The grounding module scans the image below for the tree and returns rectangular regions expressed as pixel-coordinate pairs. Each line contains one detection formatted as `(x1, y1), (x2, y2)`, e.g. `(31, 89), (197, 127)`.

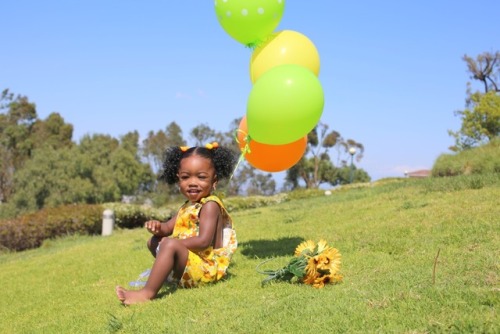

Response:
(109, 145), (154, 196)
(218, 117), (243, 151)
(0, 90), (77, 204)
(285, 123), (369, 189)
(0, 90), (37, 202)
(31, 112), (73, 150)
(141, 122), (187, 204)
(190, 123), (216, 146)
(9, 132), (155, 214)
(449, 52), (500, 151)
(449, 91), (500, 150)
(335, 165), (371, 185)
(463, 51), (499, 93)
(79, 133), (154, 202)
(183, 120), (277, 196)
(246, 172), (276, 196)
(9, 146), (94, 213)
(142, 122), (186, 173)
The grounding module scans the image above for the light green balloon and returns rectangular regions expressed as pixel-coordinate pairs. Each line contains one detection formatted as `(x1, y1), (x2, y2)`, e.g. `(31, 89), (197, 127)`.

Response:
(247, 64), (324, 145)
(214, 0), (286, 48)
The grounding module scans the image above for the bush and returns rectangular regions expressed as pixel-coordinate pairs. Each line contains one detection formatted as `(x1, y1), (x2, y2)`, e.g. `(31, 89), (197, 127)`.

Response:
(0, 204), (103, 252)
(418, 173), (500, 193)
(432, 139), (500, 177)
(0, 203), (18, 220)
(0, 203), (174, 252)
(286, 188), (326, 200)
(223, 193), (289, 211)
(103, 203), (173, 229)
(222, 189), (339, 212)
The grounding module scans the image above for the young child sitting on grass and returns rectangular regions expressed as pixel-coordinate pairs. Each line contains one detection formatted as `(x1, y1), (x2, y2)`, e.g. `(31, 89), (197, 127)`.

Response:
(116, 143), (238, 305)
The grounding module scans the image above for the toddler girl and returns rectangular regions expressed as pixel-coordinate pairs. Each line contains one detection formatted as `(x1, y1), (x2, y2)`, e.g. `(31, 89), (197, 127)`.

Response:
(115, 143), (238, 305)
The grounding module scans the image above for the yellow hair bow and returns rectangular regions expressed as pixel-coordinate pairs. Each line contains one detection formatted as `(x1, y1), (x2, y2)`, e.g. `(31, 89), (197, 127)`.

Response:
(205, 142), (219, 150)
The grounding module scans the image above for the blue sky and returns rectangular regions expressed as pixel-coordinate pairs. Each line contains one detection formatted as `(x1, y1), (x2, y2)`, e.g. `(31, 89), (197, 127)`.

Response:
(2, 0), (499, 181)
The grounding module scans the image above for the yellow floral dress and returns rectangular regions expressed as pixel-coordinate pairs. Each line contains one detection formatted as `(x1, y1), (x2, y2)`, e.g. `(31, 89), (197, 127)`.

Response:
(171, 195), (237, 288)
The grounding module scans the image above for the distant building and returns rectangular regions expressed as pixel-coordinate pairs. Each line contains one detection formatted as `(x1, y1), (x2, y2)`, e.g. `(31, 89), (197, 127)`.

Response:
(405, 170), (431, 178)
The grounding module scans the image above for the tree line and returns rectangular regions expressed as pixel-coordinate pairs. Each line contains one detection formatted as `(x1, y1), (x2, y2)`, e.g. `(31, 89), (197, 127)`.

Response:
(0, 91), (369, 218)
(3, 51), (495, 218)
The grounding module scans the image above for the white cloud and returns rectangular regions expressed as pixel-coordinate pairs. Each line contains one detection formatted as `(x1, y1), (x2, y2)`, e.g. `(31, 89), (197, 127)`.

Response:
(197, 89), (208, 98)
(175, 92), (191, 100)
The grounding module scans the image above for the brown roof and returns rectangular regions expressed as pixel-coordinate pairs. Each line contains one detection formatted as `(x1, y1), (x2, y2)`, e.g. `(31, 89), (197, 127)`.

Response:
(406, 170), (431, 178)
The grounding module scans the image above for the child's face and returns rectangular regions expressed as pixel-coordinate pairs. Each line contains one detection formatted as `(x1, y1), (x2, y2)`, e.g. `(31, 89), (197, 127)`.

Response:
(177, 155), (217, 203)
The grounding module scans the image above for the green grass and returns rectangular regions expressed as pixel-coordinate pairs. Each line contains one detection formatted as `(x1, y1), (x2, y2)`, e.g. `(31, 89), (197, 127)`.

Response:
(1, 177), (499, 333)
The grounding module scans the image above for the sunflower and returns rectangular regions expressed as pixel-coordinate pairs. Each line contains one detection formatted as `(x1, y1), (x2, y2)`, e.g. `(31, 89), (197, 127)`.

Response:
(200, 248), (213, 257)
(316, 239), (330, 254)
(201, 271), (214, 283)
(216, 256), (230, 268)
(302, 271), (317, 286)
(304, 256), (319, 278)
(324, 248), (342, 274)
(258, 239), (343, 289)
(317, 253), (333, 269)
(301, 243), (343, 288)
(216, 269), (226, 280)
(328, 273), (343, 284)
(311, 274), (333, 289)
(294, 240), (316, 256)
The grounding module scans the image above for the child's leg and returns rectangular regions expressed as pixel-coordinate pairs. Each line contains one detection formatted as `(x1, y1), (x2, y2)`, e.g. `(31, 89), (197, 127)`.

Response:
(116, 238), (189, 305)
(147, 235), (162, 257)
(144, 238), (189, 289)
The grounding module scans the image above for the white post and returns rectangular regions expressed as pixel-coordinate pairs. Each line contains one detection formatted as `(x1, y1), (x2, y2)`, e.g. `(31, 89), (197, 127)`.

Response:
(102, 209), (115, 236)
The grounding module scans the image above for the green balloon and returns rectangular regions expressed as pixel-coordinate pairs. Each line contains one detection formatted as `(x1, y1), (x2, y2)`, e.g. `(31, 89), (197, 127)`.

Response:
(214, 0), (286, 48)
(247, 64), (324, 145)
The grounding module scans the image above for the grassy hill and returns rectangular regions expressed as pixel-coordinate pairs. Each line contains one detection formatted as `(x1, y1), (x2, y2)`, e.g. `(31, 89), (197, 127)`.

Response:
(0, 176), (498, 333)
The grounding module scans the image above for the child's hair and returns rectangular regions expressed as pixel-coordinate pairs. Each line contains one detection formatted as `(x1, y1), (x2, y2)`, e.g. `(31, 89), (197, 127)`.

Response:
(159, 145), (238, 185)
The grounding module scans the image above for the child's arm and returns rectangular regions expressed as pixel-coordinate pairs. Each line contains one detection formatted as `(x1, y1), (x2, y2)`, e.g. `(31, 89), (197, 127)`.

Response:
(145, 215), (176, 237)
(180, 201), (221, 251)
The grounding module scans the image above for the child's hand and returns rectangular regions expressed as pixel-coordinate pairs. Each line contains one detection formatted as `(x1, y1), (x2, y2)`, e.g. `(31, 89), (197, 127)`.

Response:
(145, 220), (162, 235)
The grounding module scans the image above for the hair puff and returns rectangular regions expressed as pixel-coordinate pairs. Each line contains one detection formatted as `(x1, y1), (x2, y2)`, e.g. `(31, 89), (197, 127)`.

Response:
(159, 145), (238, 184)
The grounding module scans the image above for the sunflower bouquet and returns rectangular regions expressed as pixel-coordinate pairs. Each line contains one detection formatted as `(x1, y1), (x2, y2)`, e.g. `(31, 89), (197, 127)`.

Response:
(257, 239), (343, 289)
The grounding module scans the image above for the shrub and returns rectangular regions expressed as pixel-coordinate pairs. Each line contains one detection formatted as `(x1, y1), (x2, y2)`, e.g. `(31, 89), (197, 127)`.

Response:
(415, 173), (500, 193)
(103, 203), (173, 229)
(0, 203), (176, 252)
(0, 203), (19, 220)
(0, 204), (103, 252)
(286, 188), (326, 200)
(223, 193), (289, 211)
(432, 139), (500, 176)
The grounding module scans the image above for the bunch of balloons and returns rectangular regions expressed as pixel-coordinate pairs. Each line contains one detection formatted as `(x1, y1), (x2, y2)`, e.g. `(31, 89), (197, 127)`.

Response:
(215, 0), (324, 172)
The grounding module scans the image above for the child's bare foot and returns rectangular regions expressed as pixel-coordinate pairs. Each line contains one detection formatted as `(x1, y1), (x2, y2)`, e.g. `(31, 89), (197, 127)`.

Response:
(115, 286), (153, 305)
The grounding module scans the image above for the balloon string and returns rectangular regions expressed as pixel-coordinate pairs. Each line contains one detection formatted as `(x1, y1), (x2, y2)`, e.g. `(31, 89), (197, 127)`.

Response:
(214, 129), (250, 198)
(229, 129), (251, 182)
(245, 43), (257, 50)
(246, 34), (274, 50)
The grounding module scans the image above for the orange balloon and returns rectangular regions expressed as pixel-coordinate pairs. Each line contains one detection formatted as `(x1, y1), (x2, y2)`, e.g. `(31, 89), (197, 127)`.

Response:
(237, 116), (307, 172)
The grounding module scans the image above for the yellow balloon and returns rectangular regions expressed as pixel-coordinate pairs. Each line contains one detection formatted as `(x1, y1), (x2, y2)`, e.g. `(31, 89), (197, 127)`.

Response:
(250, 30), (320, 83)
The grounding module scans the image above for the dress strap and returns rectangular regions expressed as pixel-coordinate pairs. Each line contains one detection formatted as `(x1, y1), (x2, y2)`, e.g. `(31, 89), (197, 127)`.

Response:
(201, 195), (237, 254)
(200, 196), (230, 221)
(200, 195), (224, 207)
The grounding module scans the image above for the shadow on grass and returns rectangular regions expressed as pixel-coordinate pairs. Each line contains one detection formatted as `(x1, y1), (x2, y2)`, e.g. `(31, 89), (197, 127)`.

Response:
(239, 236), (305, 258)
(156, 283), (178, 299)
